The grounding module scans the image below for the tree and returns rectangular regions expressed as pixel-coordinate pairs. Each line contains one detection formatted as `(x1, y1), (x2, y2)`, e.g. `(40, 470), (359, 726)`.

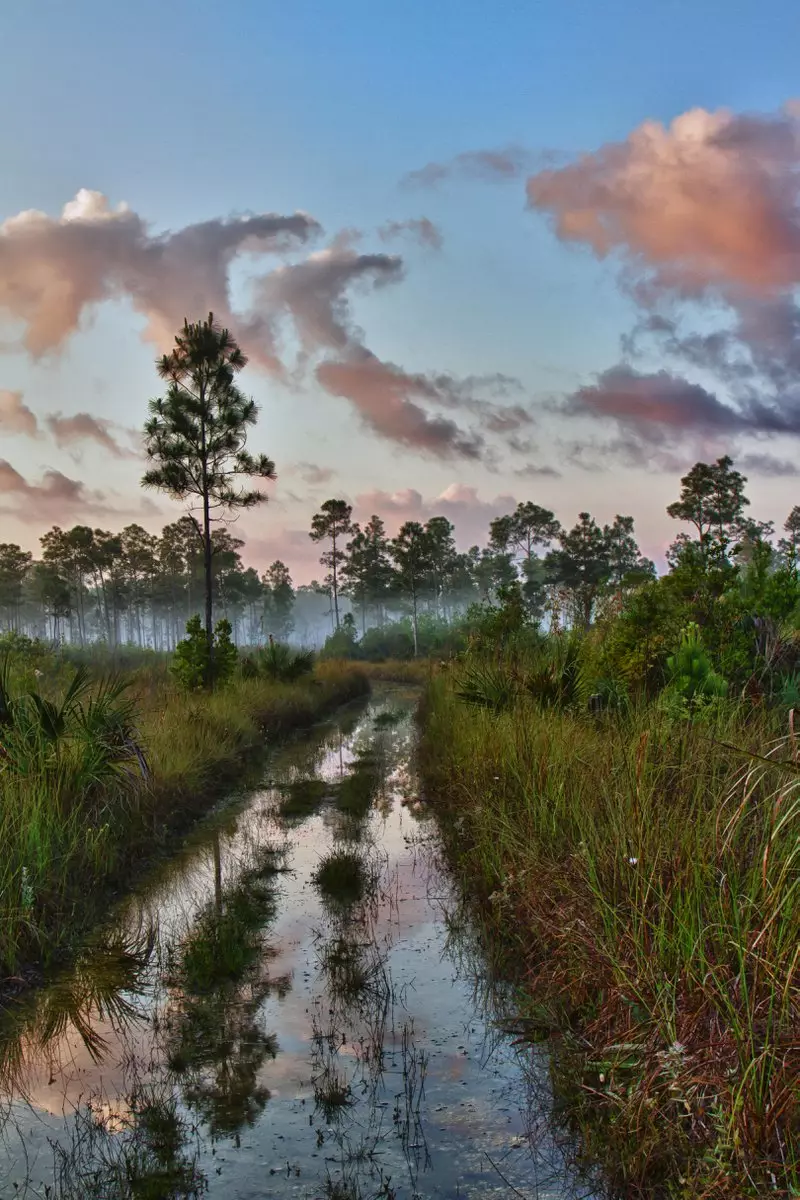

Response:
(143, 313), (275, 676)
(778, 506), (800, 568)
(490, 501), (561, 618)
(603, 515), (654, 591)
(546, 512), (610, 629)
(263, 560), (295, 640)
(391, 521), (433, 656)
(667, 456), (749, 560)
(423, 517), (458, 618)
(309, 500), (354, 630)
(0, 544), (32, 631)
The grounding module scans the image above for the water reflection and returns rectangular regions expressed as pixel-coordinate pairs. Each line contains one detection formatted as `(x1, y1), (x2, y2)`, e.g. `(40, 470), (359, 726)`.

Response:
(0, 690), (592, 1200)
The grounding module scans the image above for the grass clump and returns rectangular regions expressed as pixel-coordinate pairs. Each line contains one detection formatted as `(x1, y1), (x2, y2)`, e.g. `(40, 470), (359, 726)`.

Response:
(420, 660), (800, 1198)
(312, 848), (369, 908)
(276, 776), (331, 822)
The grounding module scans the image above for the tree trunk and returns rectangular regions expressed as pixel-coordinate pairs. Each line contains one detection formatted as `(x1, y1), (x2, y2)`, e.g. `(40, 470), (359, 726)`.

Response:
(332, 530), (340, 629)
(411, 588), (419, 657)
(203, 490), (213, 678)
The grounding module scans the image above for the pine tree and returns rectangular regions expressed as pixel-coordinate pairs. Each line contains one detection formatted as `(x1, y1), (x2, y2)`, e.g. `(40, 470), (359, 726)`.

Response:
(143, 313), (275, 679)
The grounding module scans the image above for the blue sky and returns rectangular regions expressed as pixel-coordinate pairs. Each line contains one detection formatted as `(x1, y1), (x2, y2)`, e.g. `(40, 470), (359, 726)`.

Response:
(2, 0), (800, 576)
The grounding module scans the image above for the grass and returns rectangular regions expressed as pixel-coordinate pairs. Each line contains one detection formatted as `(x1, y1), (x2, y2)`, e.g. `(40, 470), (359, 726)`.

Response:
(419, 672), (800, 1199)
(356, 659), (433, 685)
(312, 848), (371, 908)
(0, 655), (369, 988)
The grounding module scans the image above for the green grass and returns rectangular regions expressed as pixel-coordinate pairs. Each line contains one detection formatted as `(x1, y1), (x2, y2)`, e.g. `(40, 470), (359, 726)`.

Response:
(0, 656), (369, 986)
(419, 673), (800, 1199)
(312, 848), (370, 908)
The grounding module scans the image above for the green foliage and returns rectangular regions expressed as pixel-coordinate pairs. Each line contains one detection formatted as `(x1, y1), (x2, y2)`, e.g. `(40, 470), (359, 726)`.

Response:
(171, 615), (209, 690)
(243, 641), (315, 683)
(665, 622), (728, 704)
(212, 618), (237, 684)
(171, 616), (239, 688)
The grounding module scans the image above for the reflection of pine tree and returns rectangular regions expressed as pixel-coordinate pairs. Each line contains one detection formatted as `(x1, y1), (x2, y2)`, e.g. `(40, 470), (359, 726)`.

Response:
(162, 850), (291, 1137)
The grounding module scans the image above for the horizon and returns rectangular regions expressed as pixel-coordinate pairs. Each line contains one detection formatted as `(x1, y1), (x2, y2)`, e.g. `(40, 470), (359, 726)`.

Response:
(3, 0), (800, 582)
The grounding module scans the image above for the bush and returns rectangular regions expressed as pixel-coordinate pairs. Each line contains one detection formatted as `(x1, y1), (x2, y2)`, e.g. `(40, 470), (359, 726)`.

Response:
(244, 641), (315, 683)
(171, 616), (239, 689)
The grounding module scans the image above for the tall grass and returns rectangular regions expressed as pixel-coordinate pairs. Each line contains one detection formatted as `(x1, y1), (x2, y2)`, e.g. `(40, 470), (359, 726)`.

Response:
(0, 657), (369, 984)
(420, 673), (800, 1197)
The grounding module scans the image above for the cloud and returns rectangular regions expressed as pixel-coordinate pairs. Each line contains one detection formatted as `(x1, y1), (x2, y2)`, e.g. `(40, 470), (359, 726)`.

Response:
(527, 102), (800, 465)
(45, 411), (137, 457)
(526, 102), (800, 295)
(0, 190), (520, 461)
(562, 365), (800, 447)
(0, 188), (321, 361)
(378, 218), (444, 250)
(256, 245), (403, 355)
(354, 482), (518, 545)
(737, 453), (800, 477)
(316, 352), (484, 458)
(0, 390), (39, 437)
(402, 146), (533, 189)
(0, 460), (107, 523)
(513, 463), (561, 479)
(292, 461), (336, 486)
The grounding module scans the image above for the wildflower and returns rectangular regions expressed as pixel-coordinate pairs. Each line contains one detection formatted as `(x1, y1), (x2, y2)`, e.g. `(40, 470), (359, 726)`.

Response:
(628, 856), (639, 866)
(33, 668), (42, 678)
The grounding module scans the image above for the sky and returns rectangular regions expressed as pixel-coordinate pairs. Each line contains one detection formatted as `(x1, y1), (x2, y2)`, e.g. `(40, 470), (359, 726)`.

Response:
(3, 0), (800, 579)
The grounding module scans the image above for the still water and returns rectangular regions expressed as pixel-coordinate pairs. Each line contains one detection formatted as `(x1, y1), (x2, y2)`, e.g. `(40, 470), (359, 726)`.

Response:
(0, 689), (591, 1199)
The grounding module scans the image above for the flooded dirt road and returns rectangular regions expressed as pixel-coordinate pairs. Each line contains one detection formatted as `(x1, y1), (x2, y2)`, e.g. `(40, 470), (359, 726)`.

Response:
(0, 689), (592, 1199)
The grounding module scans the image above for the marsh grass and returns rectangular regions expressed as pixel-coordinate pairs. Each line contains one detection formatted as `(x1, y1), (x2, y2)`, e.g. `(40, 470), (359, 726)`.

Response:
(0, 656), (369, 984)
(277, 777), (331, 822)
(48, 1081), (206, 1200)
(420, 673), (800, 1198)
(313, 848), (372, 909)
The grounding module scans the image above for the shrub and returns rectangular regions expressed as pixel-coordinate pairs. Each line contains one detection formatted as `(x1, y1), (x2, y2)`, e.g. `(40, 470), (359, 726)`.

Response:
(665, 622), (728, 704)
(171, 616), (239, 689)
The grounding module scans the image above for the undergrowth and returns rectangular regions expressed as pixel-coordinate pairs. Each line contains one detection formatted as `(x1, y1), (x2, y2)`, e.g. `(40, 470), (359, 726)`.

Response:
(420, 668), (800, 1199)
(0, 655), (369, 986)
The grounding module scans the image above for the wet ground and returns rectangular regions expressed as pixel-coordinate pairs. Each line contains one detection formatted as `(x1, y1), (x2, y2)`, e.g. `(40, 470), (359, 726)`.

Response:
(0, 688), (593, 1199)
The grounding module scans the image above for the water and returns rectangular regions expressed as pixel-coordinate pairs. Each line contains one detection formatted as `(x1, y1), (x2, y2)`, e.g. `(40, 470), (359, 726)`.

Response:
(0, 689), (591, 1199)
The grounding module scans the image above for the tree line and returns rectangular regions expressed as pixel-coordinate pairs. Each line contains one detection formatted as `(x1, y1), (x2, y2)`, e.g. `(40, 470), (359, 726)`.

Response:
(2, 317), (797, 654)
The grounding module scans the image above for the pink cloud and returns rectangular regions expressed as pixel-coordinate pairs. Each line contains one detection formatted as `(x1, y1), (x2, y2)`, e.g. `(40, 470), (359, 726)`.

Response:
(45, 411), (137, 457)
(316, 354), (484, 458)
(0, 188), (320, 361)
(527, 103), (800, 295)
(0, 390), (39, 437)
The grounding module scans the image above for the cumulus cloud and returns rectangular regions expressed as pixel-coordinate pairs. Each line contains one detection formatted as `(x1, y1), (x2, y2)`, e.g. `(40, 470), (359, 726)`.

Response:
(45, 411), (137, 457)
(402, 146), (534, 189)
(378, 218), (444, 250)
(526, 103), (800, 295)
(0, 188), (320, 361)
(256, 242), (527, 458)
(0, 390), (39, 437)
(528, 101), (800, 464)
(0, 189), (527, 462)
